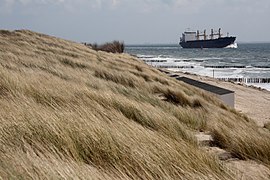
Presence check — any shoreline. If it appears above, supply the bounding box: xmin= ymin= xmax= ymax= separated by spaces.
xmin=162 ymin=69 xmax=270 ymax=127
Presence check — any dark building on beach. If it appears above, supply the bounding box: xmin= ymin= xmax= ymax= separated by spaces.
xmin=176 ymin=77 xmax=235 ymax=108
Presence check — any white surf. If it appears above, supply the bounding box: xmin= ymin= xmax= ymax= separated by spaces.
xmin=225 ymin=43 xmax=238 ymax=49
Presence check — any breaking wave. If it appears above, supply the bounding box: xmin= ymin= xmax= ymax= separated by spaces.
xmin=225 ymin=43 xmax=238 ymax=49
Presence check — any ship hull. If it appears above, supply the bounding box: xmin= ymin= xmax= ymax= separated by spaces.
xmin=180 ymin=37 xmax=236 ymax=48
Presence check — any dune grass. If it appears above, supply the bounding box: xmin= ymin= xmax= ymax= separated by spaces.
xmin=0 ymin=30 xmax=269 ymax=179
xmin=207 ymin=110 xmax=270 ymax=167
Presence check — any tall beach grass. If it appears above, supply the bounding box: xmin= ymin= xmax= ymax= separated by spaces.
xmin=0 ymin=30 xmax=269 ymax=179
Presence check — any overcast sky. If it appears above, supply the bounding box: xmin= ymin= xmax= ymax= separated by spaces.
xmin=1 ymin=0 xmax=270 ymax=44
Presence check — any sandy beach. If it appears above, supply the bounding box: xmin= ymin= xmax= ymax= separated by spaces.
xmin=170 ymin=71 xmax=270 ymax=127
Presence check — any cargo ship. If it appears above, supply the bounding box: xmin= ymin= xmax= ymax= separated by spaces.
xmin=179 ymin=28 xmax=236 ymax=48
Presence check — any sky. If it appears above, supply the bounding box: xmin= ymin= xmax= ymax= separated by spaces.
xmin=0 ymin=0 xmax=270 ymax=44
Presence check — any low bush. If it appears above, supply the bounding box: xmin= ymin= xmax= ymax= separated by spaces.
xmin=86 ymin=41 xmax=124 ymax=53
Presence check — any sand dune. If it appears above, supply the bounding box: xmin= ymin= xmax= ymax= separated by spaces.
xmin=0 ymin=30 xmax=270 ymax=179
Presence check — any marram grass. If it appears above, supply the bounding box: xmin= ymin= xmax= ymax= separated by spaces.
xmin=0 ymin=30 xmax=269 ymax=179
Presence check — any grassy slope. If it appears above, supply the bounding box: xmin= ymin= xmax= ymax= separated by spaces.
xmin=0 ymin=30 xmax=269 ymax=179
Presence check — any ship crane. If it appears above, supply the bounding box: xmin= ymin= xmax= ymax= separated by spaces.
xmin=210 ymin=28 xmax=223 ymax=39
xmin=196 ymin=30 xmax=208 ymax=40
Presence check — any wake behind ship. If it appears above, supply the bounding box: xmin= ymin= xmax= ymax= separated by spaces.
xmin=179 ymin=28 xmax=236 ymax=48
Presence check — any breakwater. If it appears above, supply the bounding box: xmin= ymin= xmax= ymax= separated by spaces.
xmin=217 ymin=77 xmax=270 ymax=83
xmin=204 ymin=65 xmax=270 ymax=69
xmin=155 ymin=65 xmax=194 ymax=69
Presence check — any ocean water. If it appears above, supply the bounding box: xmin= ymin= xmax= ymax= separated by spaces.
xmin=125 ymin=43 xmax=270 ymax=91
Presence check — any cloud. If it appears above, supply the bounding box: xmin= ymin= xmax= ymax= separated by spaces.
xmin=1 ymin=0 xmax=270 ymax=14
xmin=0 ymin=0 xmax=200 ymax=13
xmin=0 ymin=0 xmax=67 ymax=13
xmin=1 ymin=0 xmax=15 ymax=13
xmin=3 ymin=0 xmax=66 ymax=5
xmin=0 ymin=0 xmax=123 ymax=12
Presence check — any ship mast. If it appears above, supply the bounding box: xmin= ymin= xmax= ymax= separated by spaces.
xmin=218 ymin=28 xmax=221 ymax=38
xmin=196 ymin=29 xmax=208 ymax=40
xmin=210 ymin=29 xmax=214 ymax=40
xmin=211 ymin=28 xmax=223 ymax=39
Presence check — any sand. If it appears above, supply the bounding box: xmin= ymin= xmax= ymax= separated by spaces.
xmin=171 ymin=71 xmax=270 ymax=127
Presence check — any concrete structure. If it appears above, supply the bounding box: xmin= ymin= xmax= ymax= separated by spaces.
xmin=176 ymin=77 xmax=235 ymax=108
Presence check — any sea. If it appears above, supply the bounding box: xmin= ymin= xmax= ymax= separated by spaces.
xmin=125 ymin=43 xmax=270 ymax=91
